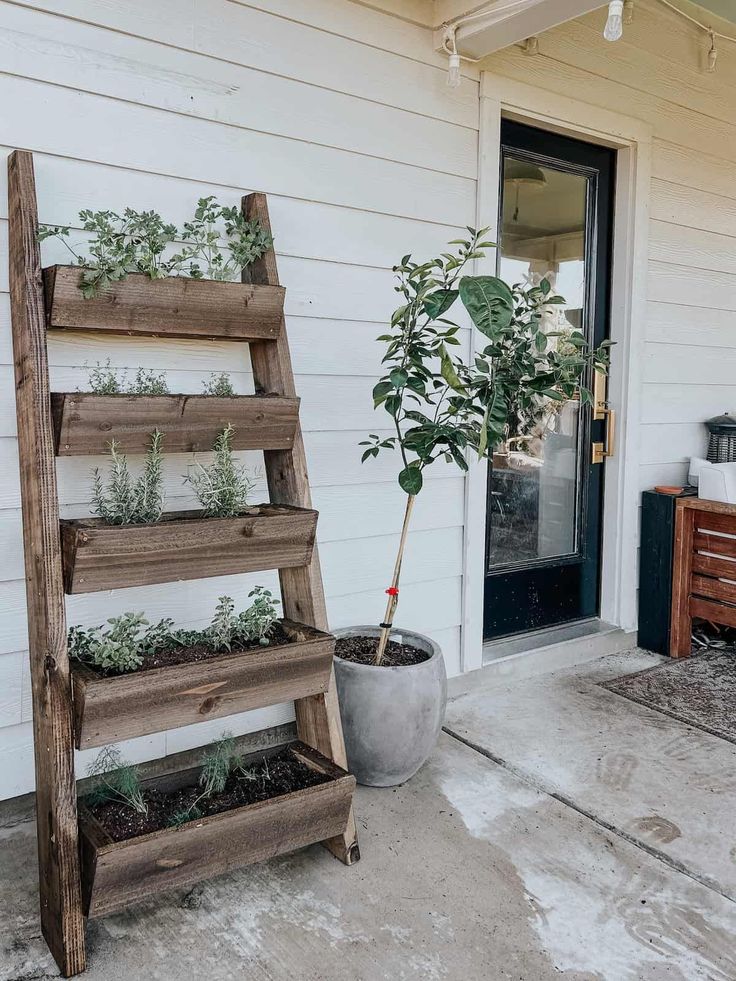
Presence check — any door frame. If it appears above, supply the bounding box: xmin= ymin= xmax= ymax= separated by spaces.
xmin=461 ymin=71 xmax=652 ymax=674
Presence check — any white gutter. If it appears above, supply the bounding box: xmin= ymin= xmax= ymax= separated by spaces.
xmin=434 ymin=0 xmax=608 ymax=58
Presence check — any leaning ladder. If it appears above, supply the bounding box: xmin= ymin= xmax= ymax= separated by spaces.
xmin=8 ymin=150 xmax=359 ymax=977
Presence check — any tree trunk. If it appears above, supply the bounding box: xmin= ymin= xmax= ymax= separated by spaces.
xmin=375 ymin=494 xmax=416 ymax=665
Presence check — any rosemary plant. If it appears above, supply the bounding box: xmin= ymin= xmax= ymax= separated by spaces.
xmin=184 ymin=425 xmax=255 ymax=517
xmin=92 ymin=430 xmax=165 ymax=524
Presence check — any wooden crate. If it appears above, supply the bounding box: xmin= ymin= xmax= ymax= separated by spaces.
xmin=51 ymin=393 xmax=300 ymax=456
xmin=43 ymin=265 xmax=285 ymax=341
xmin=670 ymin=497 xmax=736 ymax=657
xmin=60 ymin=505 xmax=318 ymax=593
xmin=79 ymin=742 xmax=355 ymax=918
xmin=72 ymin=621 xmax=335 ymax=749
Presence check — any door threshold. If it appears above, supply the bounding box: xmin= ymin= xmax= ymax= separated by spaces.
xmin=449 ymin=619 xmax=636 ymax=699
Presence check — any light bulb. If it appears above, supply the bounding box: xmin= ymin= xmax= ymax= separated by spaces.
xmin=447 ymin=52 xmax=461 ymax=88
xmin=604 ymin=0 xmax=624 ymax=41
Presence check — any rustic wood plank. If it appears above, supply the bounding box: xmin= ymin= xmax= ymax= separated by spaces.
xmin=691 ymin=574 xmax=736 ymax=606
xmin=78 ymin=742 xmax=355 ymax=918
xmin=680 ymin=498 xmax=736 ymax=517
xmin=693 ymin=530 xmax=736 ymax=560
xmin=8 ymin=152 xmax=86 ymax=976
xmin=691 ymin=552 xmax=736 ymax=582
xmin=669 ymin=500 xmax=695 ymax=658
xmin=243 ymin=192 xmax=360 ymax=866
xmin=60 ymin=504 xmax=318 ymax=593
xmin=689 ymin=596 xmax=736 ymax=629
xmin=693 ymin=509 xmax=736 ymax=536
xmin=72 ymin=620 xmax=334 ymax=749
xmin=51 ymin=392 xmax=300 ymax=456
xmin=44 ymin=265 xmax=285 ymax=341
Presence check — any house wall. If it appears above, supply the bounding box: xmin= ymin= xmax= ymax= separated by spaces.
xmin=483 ymin=0 xmax=736 ymax=494
xmin=0 ymin=0 xmax=480 ymax=799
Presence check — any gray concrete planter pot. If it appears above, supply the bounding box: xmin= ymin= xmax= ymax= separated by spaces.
xmin=333 ymin=626 xmax=447 ymax=787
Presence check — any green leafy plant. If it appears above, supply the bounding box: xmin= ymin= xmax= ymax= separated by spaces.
xmin=85 ymin=359 xmax=125 ymax=394
xmin=68 ymin=613 xmax=147 ymax=672
xmin=68 ymin=590 xmax=281 ymax=674
xmin=202 ymin=372 xmax=235 ymax=397
xmin=130 ymin=367 xmax=169 ymax=395
xmin=206 ymin=588 xmax=279 ymax=651
xmin=176 ymin=197 xmax=273 ymax=281
xmin=184 ymin=425 xmax=255 ymax=517
xmin=167 ymin=733 xmax=248 ymax=828
xmin=38 ymin=198 xmax=273 ymax=297
xmin=86 ymin=746 xmax=147 ymax=815
xmin=92 ymin=430 xmax=166 ymax=524
xmin=361 ymin=229 xmax=609 ymax=662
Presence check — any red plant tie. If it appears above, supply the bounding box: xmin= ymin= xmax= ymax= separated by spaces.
xmin=385 ymin=587 xmax=399 ymax=596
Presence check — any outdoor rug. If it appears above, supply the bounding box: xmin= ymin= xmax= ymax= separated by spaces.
xmin=601 ymin=648 xmax=736 ymax=745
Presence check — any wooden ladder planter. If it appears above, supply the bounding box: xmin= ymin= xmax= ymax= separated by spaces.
xmin=79 ymin=742 xmax=355 ymax=918
xmin=51 ymin=392 xmax=300 ymax=456
xmin=72 ymin=621 xmax=335 ymax=749
xmin=8 ymin=150 xmax=358 ymax=977
xmin=60 ymin=505 xmax=318 ymax=592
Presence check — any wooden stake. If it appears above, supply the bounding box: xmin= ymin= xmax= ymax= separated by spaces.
xmin=8 ymin=151 xmax=86 ymax=976
xmin=376 ymin=495 xmax=416 ymax=664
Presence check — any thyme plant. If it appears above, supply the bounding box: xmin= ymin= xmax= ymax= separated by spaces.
xmin=185 ymin=425 xmax=255 ymax=517
xmin=202 ymin=372 xmax=235 ymax=397
xmin=86 ymin=747 xmax=148 ymax=815
xmin=92 ymin=430 xmax=165 ymax=525
xmin=361 ymin=229 xmax=609 ymax=662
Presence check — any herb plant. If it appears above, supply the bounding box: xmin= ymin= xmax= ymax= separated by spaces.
xmin=167 ymin=733 xmax=247 ymax=828
xmin=361 ymin=229 xmax=609 ymax=662
xmin=92 ymin=430 xmax=165 ymax=525
xmin=202 ymin=372 xmax=235 ymax=397
xmin=130 ymin=367 xmax=169 ymax=395
xmin=68 ymin=613 xmax=147 ymax=672
xmin=184 ymin=425 xmax=255 ymax=517
xmin=68 ymin=590 xmax=281 ymax=674
xmin=39 ymin=197 xmax=273 ymax=297
xmin=86 ymin=747 xmax=147 ymax=815
xmin=85 ymin=360 xmax=125 ymax=394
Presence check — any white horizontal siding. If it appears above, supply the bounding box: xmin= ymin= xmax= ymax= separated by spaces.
xmin=0 ymin=0 xmax=479 ymax=798
xmin=486 ymin=0 xmax=736 ymax=508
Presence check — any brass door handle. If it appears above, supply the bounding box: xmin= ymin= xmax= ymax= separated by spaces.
xmin=592 ymin=407 xmax=616 ymax=465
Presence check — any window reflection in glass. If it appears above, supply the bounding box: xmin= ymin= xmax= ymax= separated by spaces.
xmin=488 ymin=157 xmax=589 ymax=570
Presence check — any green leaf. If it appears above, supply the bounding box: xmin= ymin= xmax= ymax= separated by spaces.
xmin=389 ymin=368 xmax=408 ymax=388
xmin=398 ymin=466 xmax=423 ymax=495
xmin=423 ymin=289 xmax=459 ymax=320
xmin=440 ymin=345 xmax=465 ymax=393
xmin=372 ymin=381 xmax=393 ymax=400
xmin=458 ymin=276 xmax=514 ymax=340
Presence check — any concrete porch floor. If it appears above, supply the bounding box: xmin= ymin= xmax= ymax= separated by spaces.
xmin=2 ymin=649 xmax=735 ymax=981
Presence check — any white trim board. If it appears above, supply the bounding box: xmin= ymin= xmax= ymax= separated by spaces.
xmin=460 ymin=72 xmax=652 ymax=674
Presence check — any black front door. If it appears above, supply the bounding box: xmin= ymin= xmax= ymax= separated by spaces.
xmin=483 ymin=120 xmax=615 ymax=641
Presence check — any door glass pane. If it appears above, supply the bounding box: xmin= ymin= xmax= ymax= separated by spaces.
xmin=488 ymin=157 xmax=589 ymax=570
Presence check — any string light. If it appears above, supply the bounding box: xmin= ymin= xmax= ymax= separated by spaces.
xmin=600 ymin=0 xmax=736 ymax=73
xmin=604 ymin=1 xmax=624 ymax=41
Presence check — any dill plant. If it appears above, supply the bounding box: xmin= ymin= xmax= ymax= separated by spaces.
xmin=92 ymin=430 xmax=165 ymax=525
xmin=86 ymin=746 xmax=148 ymax=815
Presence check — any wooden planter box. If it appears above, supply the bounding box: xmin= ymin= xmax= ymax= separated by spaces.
xmin=43 ymin=265 xmax=285 ymax=342
xmin=51 ymin=392 xmax=300 ymax=456
xmin=60 ymin=505 xmax=317 ymax=593
xmin=72 ymin=620 xmax=335 ymax=749
xmin=78 ymin=742 xmax=355 ymax=918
